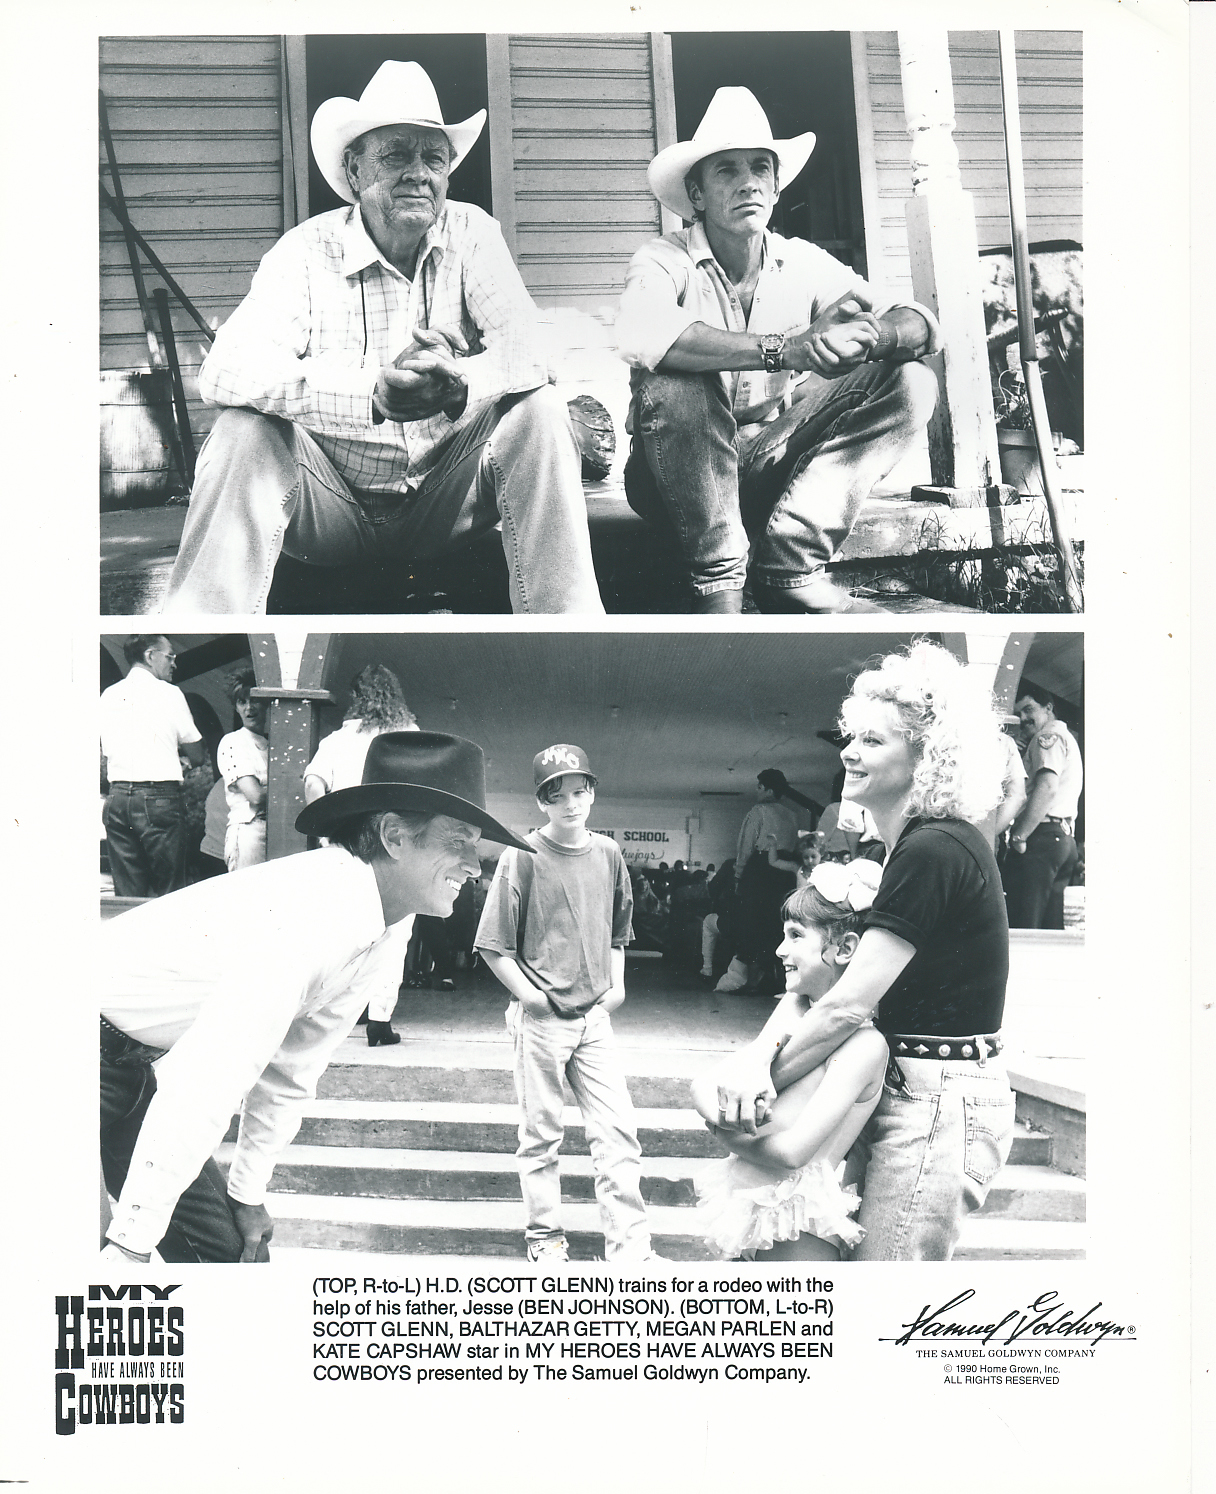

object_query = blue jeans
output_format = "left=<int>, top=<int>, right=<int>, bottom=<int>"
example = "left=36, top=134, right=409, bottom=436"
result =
left=103, top=783, right=187, bottom=899
left=849, top=1057, right=1016, bottom=1261
left=624, top=360, right=938, bottom=596
left=507, top=1002, right=651, bottom=1259
left=100, top=1032, right=249, bottom=1263
left=164, top=388, right=605, bottom=614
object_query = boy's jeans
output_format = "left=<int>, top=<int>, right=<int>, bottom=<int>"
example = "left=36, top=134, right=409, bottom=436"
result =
left=849, top=1056, right=1017, bottom=1261
left=508, top=1002, right=651, bottom=1259
left=624, top=359, right=938, bottom=598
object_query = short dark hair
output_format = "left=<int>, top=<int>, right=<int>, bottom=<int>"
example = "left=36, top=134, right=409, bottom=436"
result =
left=757, top=768, right=788, bottom=796
left=327, top=809, right=435, bottom=863
left=123, top=634, right=166, bottom=667
left=225, top=666, right=257, bottom=706
left=537, top=772, right=596, bottom=805
left=781, top=883, right=866, bottom=947
left=1015, top=679, right=1056, bottom=711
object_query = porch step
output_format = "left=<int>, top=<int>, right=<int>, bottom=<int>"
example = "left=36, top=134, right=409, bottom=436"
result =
left=264, top=1192, right=1085, bottom=1263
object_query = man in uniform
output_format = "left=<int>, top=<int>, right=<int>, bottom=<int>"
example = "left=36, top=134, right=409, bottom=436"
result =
left=615, top=87, right=941, bottom=613
left=100, top=635, right=206, bottom=897
left=163, top=61, right=602, bottom=615
left=1004, top=683, right=1083, bottom=929
left=100, top=732, right=531, bottom=1264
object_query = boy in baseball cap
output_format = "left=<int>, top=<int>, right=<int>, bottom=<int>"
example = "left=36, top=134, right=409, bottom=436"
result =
left=475, top=745, right=663, bottom=1264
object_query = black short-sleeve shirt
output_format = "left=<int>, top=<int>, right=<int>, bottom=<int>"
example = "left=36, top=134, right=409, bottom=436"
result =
left=864, top=817, right=1008, bottom=1037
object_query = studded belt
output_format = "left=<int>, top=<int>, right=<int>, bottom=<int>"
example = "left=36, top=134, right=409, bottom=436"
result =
left=887, top=1032, right=1002, bottom=1062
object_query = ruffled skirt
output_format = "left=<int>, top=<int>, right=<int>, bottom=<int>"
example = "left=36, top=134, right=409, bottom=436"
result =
left=695, top=1155, right=864, bottom=1261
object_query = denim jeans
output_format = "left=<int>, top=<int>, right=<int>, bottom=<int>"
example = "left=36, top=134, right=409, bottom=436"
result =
left=624, top=360, right=938, bottom=596
left=100, top=1037, right=249, bottom=1263
left=164, top=388, right=604, bottom=614
left=849, top=1056, right=1016, bottom=1261
left=103, top=784, right=187, bottom=899
left=1003, top=823, right=1080, bottom=929
left=507, top=1002, right=651, bottom=1259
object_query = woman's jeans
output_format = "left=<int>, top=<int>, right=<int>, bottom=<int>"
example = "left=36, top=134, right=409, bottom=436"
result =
left=624, top=360, right=938, bottom=597
left=849, top=1056, right=1017, bottom=1261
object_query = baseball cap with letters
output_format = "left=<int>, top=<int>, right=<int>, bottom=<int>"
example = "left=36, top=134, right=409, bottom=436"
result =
left=533, top=743, right=598, bottom=795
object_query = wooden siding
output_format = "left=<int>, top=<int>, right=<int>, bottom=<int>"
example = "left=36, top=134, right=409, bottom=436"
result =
left=99, top=36, right=284, bottom=450
left=504, top=34, right=664, bottom=315
left=859, top=30, right=1082, bottom=299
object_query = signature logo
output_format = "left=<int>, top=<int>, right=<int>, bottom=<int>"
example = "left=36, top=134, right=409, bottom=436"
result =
left=882, top=1290, right=1135, bottom=1348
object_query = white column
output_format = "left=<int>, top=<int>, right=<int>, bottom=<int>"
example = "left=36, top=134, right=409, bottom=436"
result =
left=898, top=31, right=1002, bottom=503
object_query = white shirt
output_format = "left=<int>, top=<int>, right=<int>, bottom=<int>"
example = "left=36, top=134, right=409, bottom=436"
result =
left=616, top=223, right=941, bottom=428
left=1023, top=718, right=1083, bottom=820
left=304, top=717, right=417, bottom=793
left=101, top=847, right=412, bottom=1255
left=100, top=667, right=202, bottom=783
left=217, top=726, right=269, bottom=829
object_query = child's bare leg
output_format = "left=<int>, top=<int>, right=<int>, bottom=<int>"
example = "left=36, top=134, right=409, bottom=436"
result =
left=754, top=1234, right=841, bottom=1262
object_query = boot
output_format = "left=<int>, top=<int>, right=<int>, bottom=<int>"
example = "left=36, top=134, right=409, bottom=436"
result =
left=691, top=587, right=745, bottom=614
left=355, top=1006, right=369, bottom=1025
left=366, top=1020, right=400, bottom=1048
left=753, top=575, right=887, bottom=613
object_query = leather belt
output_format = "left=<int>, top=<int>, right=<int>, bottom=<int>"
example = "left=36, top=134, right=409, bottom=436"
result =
left=109, top=780, right=182, bottom=791
left=100, top=1015, right=164, bottom=1062
left=1044, top=815, right=1075, bottom=832
left=887, top=1032, right=1002, bottom=1062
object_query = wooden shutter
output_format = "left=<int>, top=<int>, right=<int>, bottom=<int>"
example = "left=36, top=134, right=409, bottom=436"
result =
left=99, top=35, right=285, bottom=448
left=856, top=30, right=1082, bottom=297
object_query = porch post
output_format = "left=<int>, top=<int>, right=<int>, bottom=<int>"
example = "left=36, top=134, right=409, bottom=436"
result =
left=250, top=630, right=337, bottom=861
left=897, top=31, right=1003, bottom=505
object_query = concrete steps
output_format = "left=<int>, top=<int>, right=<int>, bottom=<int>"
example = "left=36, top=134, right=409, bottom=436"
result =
left=220, top=1029, right=1084, bottom=1261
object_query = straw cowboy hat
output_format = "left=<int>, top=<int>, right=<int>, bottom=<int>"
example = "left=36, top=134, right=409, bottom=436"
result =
left=296, top=731, right=530, bottom=850
left=647, top=87, right=816, bottom=221
left=310, top=61, right=487, bottom=206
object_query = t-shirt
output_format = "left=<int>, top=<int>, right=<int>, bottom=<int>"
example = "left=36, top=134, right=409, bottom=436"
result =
left=474, top=830, right=634, bottom=1016
left=305, top=718, right=420, bottom=794
left=1023, top=719, right=1082, bottom=820
left=863, top=817, right=1008, bottom=1038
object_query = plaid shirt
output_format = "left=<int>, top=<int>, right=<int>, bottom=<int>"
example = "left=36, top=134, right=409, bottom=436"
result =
left=198, top=203, right=550, bottom=493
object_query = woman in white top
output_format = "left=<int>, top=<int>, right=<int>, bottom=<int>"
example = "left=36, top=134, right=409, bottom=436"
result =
left=216, top=669, right=268, bottom=872
left=303, top=665, right=418, bottom=1045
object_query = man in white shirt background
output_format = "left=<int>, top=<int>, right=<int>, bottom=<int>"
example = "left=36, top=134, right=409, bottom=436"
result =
left=100, top=731, right=531, bottom=1265
left=100, top=635, right=207, bottom=897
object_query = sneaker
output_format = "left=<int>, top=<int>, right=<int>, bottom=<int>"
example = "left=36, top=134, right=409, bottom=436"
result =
left=714, top=958, right=750, bottom=993
left=526, top=1239, right=569, bottom=1263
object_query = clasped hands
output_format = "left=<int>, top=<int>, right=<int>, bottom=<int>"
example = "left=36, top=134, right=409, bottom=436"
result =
left=783, top=289, right=885, bottom=379
left=373, top=323, right=476, bottom=423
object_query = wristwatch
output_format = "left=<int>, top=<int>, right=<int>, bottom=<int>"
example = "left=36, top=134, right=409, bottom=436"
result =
left=759, top=332, right=786, bottom=374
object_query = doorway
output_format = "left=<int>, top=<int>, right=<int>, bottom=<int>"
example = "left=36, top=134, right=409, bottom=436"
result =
left=305, top=35, right=492, bottom=218
left=669, top=32, right=866, bottom=274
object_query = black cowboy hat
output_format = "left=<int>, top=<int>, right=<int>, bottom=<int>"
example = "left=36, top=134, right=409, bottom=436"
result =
left=295, top=731, right=531, bottom=851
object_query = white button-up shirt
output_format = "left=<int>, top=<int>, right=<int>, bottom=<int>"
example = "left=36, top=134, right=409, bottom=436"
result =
left=199, top=202, right=550, bottom=494
left=100, top=667, right=202, bottom=783
left=616, top=223, right=941, bottom=428
left=102, top=847, right=412, bottom=1255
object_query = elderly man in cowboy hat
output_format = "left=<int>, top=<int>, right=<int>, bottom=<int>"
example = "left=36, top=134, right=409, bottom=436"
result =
left=100, top=732, right=531, bottom=1264
left=616, top=88, right=942, bottom=613
left=163, top=61, right=602, bottom=615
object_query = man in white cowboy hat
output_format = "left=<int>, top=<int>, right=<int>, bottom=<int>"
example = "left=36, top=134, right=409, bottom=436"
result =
left=100, top=731, right=532, bottom=1264
left=163, top=61, right=602, bottom=615
left=616, top=87, right=942, bottom=613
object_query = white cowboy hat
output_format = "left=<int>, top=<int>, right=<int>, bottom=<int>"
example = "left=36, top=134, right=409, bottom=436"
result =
left=647, top=87, right=815, bottom=221
left=310, top=61, right=487, bottom=205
